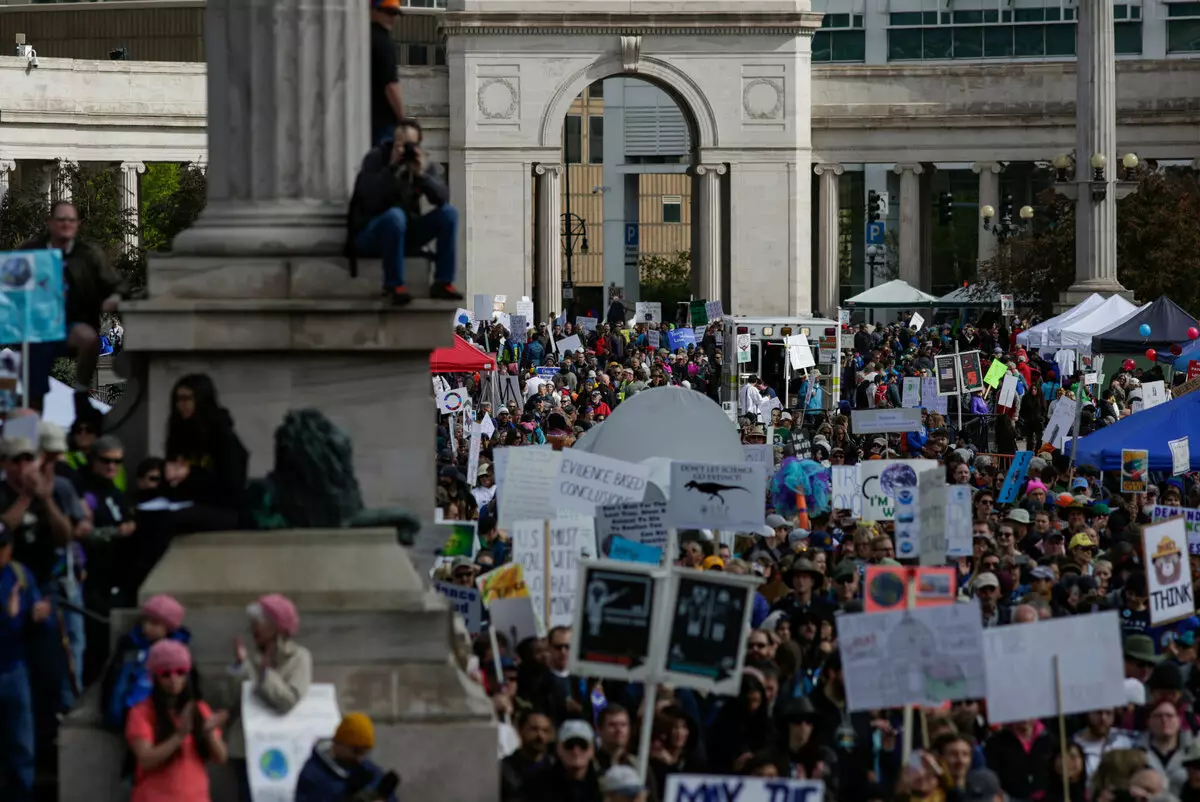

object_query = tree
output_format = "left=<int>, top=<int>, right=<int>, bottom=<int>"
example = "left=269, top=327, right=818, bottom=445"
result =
left=980, top=168, right=1200, bottom=313
left=638, top=250, right=692, bottom=311
left=141, top=162, right=207, bottom=254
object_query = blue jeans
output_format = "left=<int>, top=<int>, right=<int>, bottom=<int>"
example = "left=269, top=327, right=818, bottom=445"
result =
left=60, top=580, right=85, bottom=707
left=355, top=205, right=458, bottom=290
left=33, top=580, right=83, bottom=714
left=0, top=664, right=35, bottom=802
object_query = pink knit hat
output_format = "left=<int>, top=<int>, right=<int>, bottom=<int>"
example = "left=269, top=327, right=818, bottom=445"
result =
left=257, top=594, right=300, bottom=637
left=1025, top=479, right=1048, bottom=494
left=141, top=594, right=186, bottom=632
left=146, top=640, right=192, bottom=675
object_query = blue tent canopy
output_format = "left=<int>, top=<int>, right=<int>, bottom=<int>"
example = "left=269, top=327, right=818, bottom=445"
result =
left=1072, top=391, right=1200, bottom=471
left=1168, top=337, right=1200, bottom=370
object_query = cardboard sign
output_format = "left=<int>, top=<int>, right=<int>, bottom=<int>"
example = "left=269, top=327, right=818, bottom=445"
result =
left=983, top=359, right=1007, bottom=389
left=934, top=353, right=960, bottom=396
left=997, top=451, right=1034, bottom=504
left=1121, top=448, right=1149, bottom=493
left=856, top=459, right=939, bottom=521
left=863, top=566, right=957, bottom=613
left=1151, top=505, right=1200, bottom=556
left=569, top=560, right=660, bottom=681
left=551, top=451, right=650, bottom=515
left=901, top=377, right=921, bottom=408
left=1171, top=436, right=1191, bottom=476
left=851, top=407, right=922, bottom=434
left=667, top=462, right=766, bottom=530
left=635, top=301, right=662, bottom=323
left=660, top=569, right=758, bottom=695
left=433, top=581, right=483, bottom=634
left=958, top=350, right=984, bottom=392
left=664, top=776, right=822, bottom=802
left=1143, top=516, right=1194, bottom=626
left=596, top=500, right=669, bottom=555
left=436, top=387, right=470, bottom=415
left=512, top=518, right=596, bottom=629
left=983, top=612, right=1125, bottom=725
left=838, top=602, right=986, bottom=711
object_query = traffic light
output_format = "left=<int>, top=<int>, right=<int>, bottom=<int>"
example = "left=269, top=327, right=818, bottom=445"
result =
left=938, top=191, right=953, bottom=226
left=1001, top=194, right=1014, bottom=221
left=867, top=190, right=883, bottom=222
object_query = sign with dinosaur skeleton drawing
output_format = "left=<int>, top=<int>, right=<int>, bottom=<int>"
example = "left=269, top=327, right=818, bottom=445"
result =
left=667, top=461, right=766, bottom=531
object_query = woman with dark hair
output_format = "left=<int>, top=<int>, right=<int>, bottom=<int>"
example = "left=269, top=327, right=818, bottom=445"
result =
left=125, top=640, right=227, bottom=801
left=707, top=672, right=776, bottom=773
left=647, top=705, right=704, bottom=800
left=1035, top=742, right=1087, bottom=802
left=163, top=374, right=249, bottom=525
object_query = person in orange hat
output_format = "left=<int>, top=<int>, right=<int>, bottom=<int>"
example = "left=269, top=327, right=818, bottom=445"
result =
left=370, top=0, right=405, bottom=145
left=295, top=712, right=398, bottom=802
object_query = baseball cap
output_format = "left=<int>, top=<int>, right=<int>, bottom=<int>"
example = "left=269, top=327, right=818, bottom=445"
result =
left=3, top=436, right=36, bottom=460
left=558, top=719, right=595, bottom=745
left=600, top=766, right=645, bottom=796
left=974, top=572, right=1000, bottom=590
left=38, top=421, right=68, bottom=454
left=963, top=769, right=1003, bottom=802
left=1029, top=566, right=1056, bottom=582
left=1068, top=533, right=1095, bottom=551
left=1005, top=508, right=1030, bottom=525
left=765, top=514, right=790, bottom=529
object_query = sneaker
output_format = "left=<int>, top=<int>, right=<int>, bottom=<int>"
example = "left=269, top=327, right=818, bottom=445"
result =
left=430, top=283, right=465, bottom=301
left=390, top=286, right=413, bottom=306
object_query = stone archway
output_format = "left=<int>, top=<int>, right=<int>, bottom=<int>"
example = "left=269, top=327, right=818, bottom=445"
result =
left=442, top=0, right=823, bottom=318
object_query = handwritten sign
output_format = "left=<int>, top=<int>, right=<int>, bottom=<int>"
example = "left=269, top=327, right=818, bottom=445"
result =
left=1143, top=517, right=1194, bottom=626
left=512, top=519, right=596, bottom=628
left=830, top=465, right=861, bottom=516
left=647, top=329, right=660, bottom=349
left=664, top=776, right=822, bottom=802
left=551, top=451, right=650, bottom=515
left=851, top=408, right=922, bottom=435
left=668, top=327, right=696, bottom=352
left=857, top=459, right=939, bottom=521
left=433, top=581, right=482, bottom=634
left=597, top=500, right=669, bottom=555
left=667, top=462, right=766, bottom=530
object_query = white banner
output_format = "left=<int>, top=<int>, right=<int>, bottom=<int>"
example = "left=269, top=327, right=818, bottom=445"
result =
left=851, top=407, right=923, bottom=434
left=551, top=451, right=650, bottom=515
left=244, top=683, right=341, bottom=802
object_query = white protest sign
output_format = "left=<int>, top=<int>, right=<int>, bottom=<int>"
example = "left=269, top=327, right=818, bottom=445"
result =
left=909, top=312, right=925, bottom=331
left=918, top=468, right=947, bottom=566
left=901, top=377, right=921, bottom=409
left=1143, top=516, right=1194, bottom=625
left=597, top=500, right=669, bottom=554
left=830, top=465, right=861, bottom=516
left=838, top=602, right=986, bottom=711
left=1000, top=294, right=1014, bottom=315
left=453, top=307, right=474, bottom=329
left=516, top=299, right=535, bottom=322
left=921, top=377, right=948, bottom=414
left=1042, top=397, right=1077, bottom=449
left=513, top=518, right=596, bottom=628
left=243, top=683, right=341, bottom=802
left=466, top=422, right=482, bottom=487
left=648, top=329, right=660, bottom=349
left=743, top=444, right=774, bottom=486
left=998, top=374, right=1019, bottom=408
left=1152, top=505, right=1200, bottom=556
left=705, top=300, right=724, bottom=321
left=557, top=334, right=582, bottom=355
left=851, top=407, right=922, bottom=434
left=736, top=333, right=752, bottom=364
left=859, top=460, right=940, bottom=521
left=436, top=387, right=470, bottom=415
left=1171, top=437, right=1191, bottom=476
left=493, top=294, right=507, bottom=311
left=635, top=301, right=662, bottom=323
left=664, top=776, right=823, bottom=802
left=667, top=462, right=766, bottom=530
left=983, top=612, right=1125, bottom=725
left=786, top=334, right=815, bottom=370
left=1144, top=380, right=1168, bottom=409
left=497, top=448, right=563, bottom=529
left=489, top=595, right=544, bottom=646
left=433, top=580, right=483, bottom=634
left=495, top=311, right=511, bottom=332
left=576, top=315, right=598, bottom=334
left=472, top=294, right=493, bottom=325
left=551, top=450, right=650, bottom=515
left=945, top=485, right=973, bottom=558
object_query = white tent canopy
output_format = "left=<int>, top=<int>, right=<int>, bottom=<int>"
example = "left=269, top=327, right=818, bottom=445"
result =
left=845, top=279, right=939, bottom=308
left=1051, top=296, right=1144, bottom=353
left=1015, top=293, right=1104, bottom=349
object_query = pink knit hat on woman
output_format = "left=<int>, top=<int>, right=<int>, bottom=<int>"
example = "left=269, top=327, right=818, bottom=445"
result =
left=146, top=640, right=192, bottom=675
left=141, top=594, right=186, bottom=632
left=257, top=594, right=300, bottom=637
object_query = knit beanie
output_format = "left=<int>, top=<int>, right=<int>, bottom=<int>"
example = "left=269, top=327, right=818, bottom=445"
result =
left=146, top=640, right=192, bottom=675
left=334, top=713, right=376, bottom=750
left=141, top=594, right=186, bottom=632
left=257, top=594, right=300, bottom=637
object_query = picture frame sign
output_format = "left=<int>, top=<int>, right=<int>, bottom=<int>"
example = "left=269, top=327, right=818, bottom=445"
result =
left=568, top=560, right=661, bottom=682
left=661, top=569, right=758, bottom=695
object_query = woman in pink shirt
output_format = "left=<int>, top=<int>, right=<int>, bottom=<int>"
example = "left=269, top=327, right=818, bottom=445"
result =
left=125, top=640, right=228, bottom=802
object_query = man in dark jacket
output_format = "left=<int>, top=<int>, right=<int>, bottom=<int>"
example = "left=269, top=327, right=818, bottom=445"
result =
left=349, top=118, right=462, bottom=305
left=19, top=200, right=125, bottom=414
left=520, top=719, right=603, bottom=802
left=295, top=713, right=398, bottom=802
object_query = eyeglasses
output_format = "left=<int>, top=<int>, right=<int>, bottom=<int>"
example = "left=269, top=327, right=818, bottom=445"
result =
left=156, top=668, right=188, bottom=679
left=562, top=739, right=591, bottom=752
left=836, top=576, right=856, bottom=585
left=978, top=499, right=994, bottom=507
left=95, top=455, right=122, bottom=465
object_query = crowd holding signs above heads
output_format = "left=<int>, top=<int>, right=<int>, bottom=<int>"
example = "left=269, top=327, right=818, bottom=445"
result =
left=423, top=289, right=1200, bottom=802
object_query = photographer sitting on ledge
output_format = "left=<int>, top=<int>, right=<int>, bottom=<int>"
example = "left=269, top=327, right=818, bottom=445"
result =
left=349, top=118, right=463, bottom=306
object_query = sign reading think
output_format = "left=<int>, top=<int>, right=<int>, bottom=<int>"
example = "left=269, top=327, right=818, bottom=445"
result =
left=667, top=462, right=766, bottom=530
left=1143, top=516, right=1195, bottom=626
left=551, top=451, right=650, bottom=515
left=661, top=570, right=758, bottom=695
left=569, top=561, right=659, bottom=681
left=433, top=581, right=483, bottom=634
left=663, top=776, right=823, bottom=802
left=851, top=407, right=922, bottom=434
left=597, top=500, right=669, bottom=555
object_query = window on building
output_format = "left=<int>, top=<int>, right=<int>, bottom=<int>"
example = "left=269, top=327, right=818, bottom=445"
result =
left=812, top=13, right=866, bottom=62
left=1168, top=2, right=1200, bottom=53
left=662, top=196, right=683, bottom=224
left=564, top=115, right=583, bottom=164
left=588, top=117, right=604, bottom=164
left=589, top=81, right=605, bottom=100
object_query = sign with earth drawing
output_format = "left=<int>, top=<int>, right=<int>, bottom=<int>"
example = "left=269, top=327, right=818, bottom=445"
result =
left=856, top=459, right=939, bottom=521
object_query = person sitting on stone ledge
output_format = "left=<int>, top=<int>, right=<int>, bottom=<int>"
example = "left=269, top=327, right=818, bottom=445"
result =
left=101, top=594, right=195, bottom=733
left=294, top=712, right=399, bottom=802
left=348, top=118, right=464, bottom=306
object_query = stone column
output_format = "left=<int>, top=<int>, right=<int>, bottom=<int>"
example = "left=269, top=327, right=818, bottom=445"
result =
left=173, top=0, right=368, bottom=257
left=1070, top=0, right=1125, bottom=294
left=972, top=162, right=1002, bottom=266
left=535, top=163, right=563, bottom=322
left=813, top=163, right=843, bottom=317
left=120, top=162, right=146, bottom=253
left=893, top=163, right=923, bottom=288
left=692, top=163, right=726, bottom=304
left=0, top=160, right=14, bottom=206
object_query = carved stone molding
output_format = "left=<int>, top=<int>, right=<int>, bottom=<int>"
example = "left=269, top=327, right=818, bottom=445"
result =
left=534, top=163, right=563, bottom=178
left=621, top=35, right=642, bottom=73
left=972, top=162, right=1003, bottom=175
left=694, top=163, right=728, bottom=177
left=742, top=77, right=784, bottom=121
left=892, top=163, right=925, bottom=176
left=477, top=77, right=519, bottom=121
left=813, top=163, right=845, bottom=177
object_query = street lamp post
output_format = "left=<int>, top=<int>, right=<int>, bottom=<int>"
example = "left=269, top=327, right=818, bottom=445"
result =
left=980, top=195, right=1035, bottom=242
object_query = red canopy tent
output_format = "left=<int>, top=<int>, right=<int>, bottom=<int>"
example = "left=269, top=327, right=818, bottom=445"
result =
left=430, top=335, right=496, bottom=373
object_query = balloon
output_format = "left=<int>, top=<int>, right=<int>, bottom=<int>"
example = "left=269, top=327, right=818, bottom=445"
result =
left=1172, top=344, right=1184, bottom=356
left=1123, top=359, right=1136, bottom=371
left=1190, top=327, right=1199, bottom=340
left=1146, top=349, right=1157, bottom=361
left=1139, top=324, right=1152, bottom=337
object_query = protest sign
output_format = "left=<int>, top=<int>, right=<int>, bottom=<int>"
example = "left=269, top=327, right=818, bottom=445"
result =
left=983, top=612, right=1125, bottom=724
left=472, top=294, right=493, bottom=325
left=863, top=566, right=957, bottom=613
left=497, top=448, right=562, bottom=529
left=661, top=569, right=758, bottom=695
left=838, top=602, right=986, bottom=710
left=892, top=477, right=920, bottom=560
left=901, top=377, right=921, bottom=408
left=243, top=683, right=340, bottom=802
left=512, top=518, right=596, bottom=628
left=635, top=301, right=662, bottom=323
left=667, top=462, right=766, bottom=530
left=830, top=465, right=861, bottom=516
left=489, top=596, right=543, bottom=646
left=917, top=468, right=947, bottom=566
left=609, top=536, right=663, bottom=565
left=1152, top=505, right=1200, bottom=556
left=998, top=374, right=1019, bottom=408
left=0, top=250, right=66, bottom=345
left=856, top=459, right=939, bottom=520
left=534, top=366, right=559, bottom=383
left=1121, top=448, right=1149, bottom=493
left=597, top=500, right=669, bottom=555
left=1000, top=294, right=1014, bottom=315
left=1144, top=380, right=1168, bottom=409
left=1042, top=398, right=1077, bottom=449
left=706, top=300, right=724, bottom=321
left=945, top=485, right=973, bottom=557
left=437, top=520, right=479, bottom=558
left=576, top=315, right=598, bottom=334
left=851, top=407, right=922, bottom=435
left=920, top=377, right=948, bottom=414
left=436, top=387, right=470, bottom=415
left=433, top=581, right=483, bottom=634
left=997, top=451, right=1034, bottom=504
left=664, top=776, right=822, bottom=802
left=743, top=443, right=774, bottom=485
left=509, top=314, right=527, bottom=344
left=983, top=359, right=1007, bottom=389
left=689, top=299, right=708, bottom=327
left=1190, top=361, right=1200, bottom=382
left=786, top=334, right=815, bottom=370
left=569, top=560, right=660, bottom=681
left=453, top=308, right=473, bottom=329
left=551, top=451, right=650, bottom=515
left=647, top=329, right=660, bottom=349
left=1171, top=437, right=1191, bottom=476
left=909, top=312, right=925, bottom=331
left=736, top=334, right=751, bottom=363
left=958, top=351, right=984, bottom=392
left=466, top=422, right=482, bottom=487
left=934, top=354, right=960, bottom=396
left=516, top=298, right=535, bottom=322
left=1143, top=516, right=1194, bottom=626
left=476, top=562, right=529, bottom=605
left=557, top=334, right=582, bottom=355
left=668, top=327, right=696, bottom=352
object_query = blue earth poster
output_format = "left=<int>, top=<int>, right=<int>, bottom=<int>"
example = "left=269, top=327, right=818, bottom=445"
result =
left=0, top=250, right=66, bottom=344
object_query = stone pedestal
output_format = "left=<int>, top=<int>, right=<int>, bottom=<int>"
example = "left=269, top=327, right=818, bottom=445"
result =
left=60, top=530, right=498, bottom=802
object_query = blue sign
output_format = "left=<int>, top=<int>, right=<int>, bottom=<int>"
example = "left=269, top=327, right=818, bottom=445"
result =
left=667, top=327, right=697, bottom=352
left=997, top=450, right=1034, bottom=504
left=866, top=221, right=886, bottom=246
left=535, top=366, right=559, bottom=380
left=609, top=535, right=663, bottom=566
left=0, top=250, right=66, bottom=345
left=625, top=223, right=639, bottom=248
